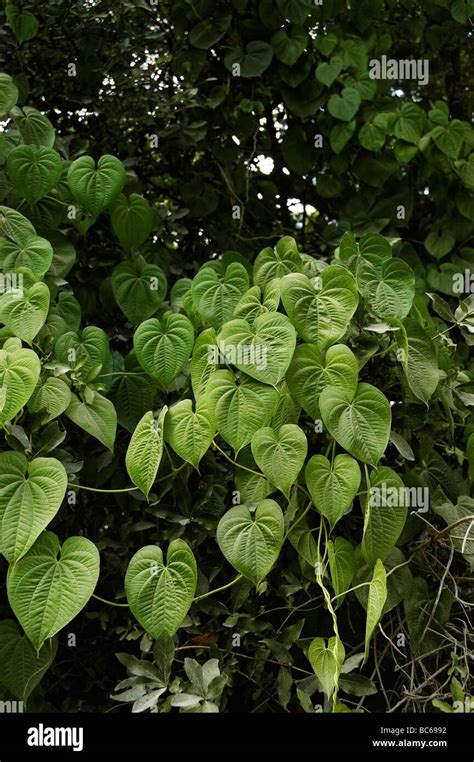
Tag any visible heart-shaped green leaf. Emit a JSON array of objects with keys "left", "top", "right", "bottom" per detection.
[
  {"left": 364, "top": 559, "right": 387, "bottom": 662},
  {"left": 251, "top": 424, "right": 307, "bottom": 498},
  {"left": 286, "top": 343, "right": 358, "bottom": 419},
  {"left": 7, "top": 145, "right": 62, "bottom": 205},
  {"left": 134, "top": 312, "right": 194, "bottom": 388},
  {"left": 308, "top": 636, "right": 345, "bottom": 699},
  {"left": 316, "top": 55, "right": 343, "bottom": 87},
  {"left": 362, "top": 467, "right": 408, "bottom": 565},
  {"left": 112, "top": 259, "right": 167, "bottom": 325},
  {"left": 217, "top": 312, "right": 296, "bottom": 386},
  {"left": 67, "top": 154, "right": 126, "bottom": 217},
  {"left": 320, "top": 383, "right": 391, "bottom": 466},
  {"left": 271, "top": 27, "right": 308, "bottom": 66},
  {"left": 110, "top": 193, "right": 154, "bottom": 250},
  {"left": 126, "top": 408, "right": 167, "bottom": 496},
  {"left": 0, "top": 73, "right": 19, "bottom": 116},
  {"left": 0, "top": 620, "right": 57, "bottom": 703},
  {"left": 65, "top": 391, "right": 117, "bottom": 451},
  {"left": 253, "top": 236, "right": 303, "bottom": 289},
  {"left": 305, "top": 454, "right": 361, "bottom": 529},
  {"left": 205, "top": 369, "right": 279, "bottom": 453},
  {"left": 394, "top": 318, "right": 439, "bottom": 403},
  {"left": 0, "top": 206, "right": 36, "bottom": 245},
  {"left": 216, "top": 499, "right": 284, "bottom": 584},
  {"left": 424, "top": 229, "right": 456, "bottom": 260},
  {"left": 281, "top": 266, "right": 358, "bottom": 349},
  {"left": 164, "top": 398, "right": 216, "bottom": 470},
  {"left": 0, "top": 452, "right": 67, "bottom": 564},
  {"left": 328, "top": 86, "right": 361, "bottom": 121},
  {"left": 432, "top": 120, "right": 465, "bottom": 159},
  {"left": 223, "top": 40, "right": 273, "bottom": 78},
  {"left": 0, "top": 339, "right": 40, "bottom": 423},
  {"left": 7, "top": 531, "right": 100, "bottom": 651},
  {"left": 357, "top": 257, "right": 415, "bottom": 319},
  {"left": 233, "top": 281, "right": 280, "bottom": 325},
  {"left": 0, "top": 282, "right": 50, "bottom": 345},
  {"left": 191, "top": 263, "right": 249, "bottom": 329},
  {"left": 55, "top": 325, "right": 110, "bottom": 378},
  {"left": 11, "top": 106, "right": 55, "bottom": 148},
  {"left": 0, "top": 235, "right": 53, "bottom": 279},
  {"left": 125, "top": 539, "right": 197, "bottom": 638},
  {"left": 27, "top": 377, "right": 71, "bottom": 423}
]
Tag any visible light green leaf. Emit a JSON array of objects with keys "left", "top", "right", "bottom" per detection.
[
  {"left": 0, "top": 341, "right": 40, "bottom": 423},
  {"left": 0, "top": 282, "right": 50, "bottom": 344},
  {"left": 320, "top": 383, "right": 391, "bottom": 466},
  {"left": 205, "top": 369, "right": 279, "bottom": 454},
  {"left": 11, "top": 106, "right": 55, "bottom": 148},
  {"left": 217, "top": 311, "right": 296, "bottom": 386},
  {"left": 0, "top": 235, "right": 53, "bottom": 279},
  {"left": 308, "top": 636, "right": 345, "bottom": 699},
  {"left": 55, "top": 326, "right": 110, "bottom": 378},
  {"left": 316, "top": 55, "right": 343, "bottom": 87},
  {"left": 126, "top": 408, "right": 167, "bottom": 496},
  {"left": 355, "top": 547, "right": 412, "bottom": 615},
  {"left": 0, "top": 73, "right": 19, "bottom": 116},
  {"left": 0, "top": 620, "right": 57, "bottom": 703},
  {"left": 286, "top": 343, "right": 358, "bottom": 419},
  {"left": 357, "top": 257, "right": 415, "bottom": 319},
  {"left": 305, "top": 454, "right": 361, "bottom": 528},
  {"left": 280, "top": 266, "right": 358, "bottom": 349},
  {"left": 7, "top": 531, "right": 100, "bottom": 651},
  {"left": 134, "top": 313, "right": 194, "bottom": 388},
  {"left": 7, "top": 145, "right": 62, "bottom": 205},
  {"left": 0, "top": 452, "right": 67, "bottom": 564},
  {"left": 112, "top": 259, "right": 167, "bottom": 325},
  {"left": 125, "top": 540, "right": 197, "bottom": 638},
  {"left": 27, "top": 377, "right": 71, "bottom": 423},
  {"left": 191, "top": 263, "right": 249, "bottom": 330},
  {"left": 216, "top": 499, "right": 284, "bottom": 585},
  {"left": 364, "top": 559, "right": 387, "bottom": 663},
  {"left": 253, "top": 236, "right": 303, "bottom": 289},
  {"left": 164, "top": 398, "right": 216, "bottom": 470},
  {"left": 0, "top": 206, "right": 36, "bottom": 244},
  {"left": 328, "top": 538, "right": 355, "bottom": 605},
  {"left": 65, "top": 391, "right": 117, "bottom": 451},
  {"left": 395, "top": 318, "right": 439, "bottom": 403},
  {"left": 191, "top": 328, "right": 218, "bottom": 400},
  {"left": 67, "top": 154, "right": 126, "bottom": 217},
  {"left": 328, "top": 86, "right": 361, "bottom": 121},
  {"left": 235, "top": 447, "right": 272, "bottom": 503},
  {"left": 362, "top": 467, "right": 407, "bottom": 565},
  {"left": 251, "top": 424, "right": 307, "bottom": 498},
  {"left": 110, "top": 193, "right": 154, "bottom": 250}
]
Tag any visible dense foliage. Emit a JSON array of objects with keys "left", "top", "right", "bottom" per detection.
[{"left": 0, "top": 0, "right": 472, "bottom": 714}]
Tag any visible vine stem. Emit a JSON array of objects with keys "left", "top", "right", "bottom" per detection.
[
  {"left": 211, "top": 439, "right": 311, "bottom": 500},
  {"left": 67, "top": 462, "right": 187, "bottom": 493},
  {"left": 193, "top": 574, "right": 243, "bottom": 602},
  {"left": 92, "top": 594, "right": 128, "bottom": 608},
  {"left": 212, "top": 439, "right": 261, "bottom": 478}
]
